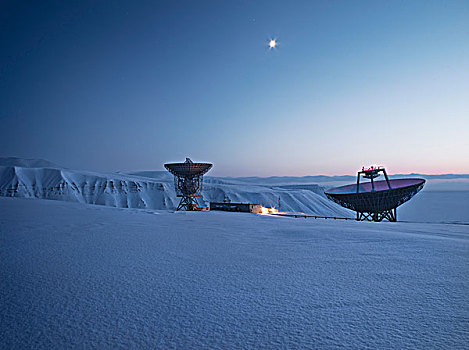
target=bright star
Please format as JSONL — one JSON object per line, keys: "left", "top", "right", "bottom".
{"left": 268, "top": 39, "right": 277, "bottom": 49}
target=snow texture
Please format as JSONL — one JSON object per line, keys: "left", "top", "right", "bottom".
{"left": 1, "top": 197, "right": 468, "bottom": 349}
{"left": 0, "top": 160, "right": 351, "bottom": 217}
{"left": 399, "top": 190, "right": 469, "bottom": 224}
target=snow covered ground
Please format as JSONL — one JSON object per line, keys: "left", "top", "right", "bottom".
{"left": 399, "top": 190, "right": 469, "bottom": 224}
{"left": 1, "top": 197, "right": 468, "bottom": 349}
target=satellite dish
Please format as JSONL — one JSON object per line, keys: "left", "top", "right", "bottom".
{"left": 164, "top": 158, "right": 212, "bottom": 211}
{"left": 325, "top": 167, "right": 425, "bottom": 222}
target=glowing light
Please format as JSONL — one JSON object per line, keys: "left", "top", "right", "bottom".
{"left": 260, "top": 206, "right": 279, "bottom": 215}
{"left": 268, "top": 39, "right": 277, "bottom": 49}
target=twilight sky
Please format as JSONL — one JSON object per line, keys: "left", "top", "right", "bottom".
{"left": 1, "top": 1, "right": 468, "bottom": 176}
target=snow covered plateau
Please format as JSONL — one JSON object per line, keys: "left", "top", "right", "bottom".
{"left": 1, "top": 158, "right": 469, "bottom": 348}
{"left": 0, "top": 157, "right": 350, "bottom": 217}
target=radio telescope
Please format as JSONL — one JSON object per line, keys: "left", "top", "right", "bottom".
{"left": 325, "top": 166, "right": 425, "bottom": 222}
{"left": 164, "top": 158, "right": 212, "bottom": 211}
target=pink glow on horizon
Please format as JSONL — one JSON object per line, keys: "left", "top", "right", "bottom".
{"left": 210, "top": 165, "right": 469, "bottom": 178}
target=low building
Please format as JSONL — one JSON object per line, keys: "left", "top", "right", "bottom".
{"left": 210, "top": 202, "right": 263, "bottom": 214}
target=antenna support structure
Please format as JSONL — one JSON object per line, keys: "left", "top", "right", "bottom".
{"left": 164, "top": 158, "right": 213, "bottom": 211}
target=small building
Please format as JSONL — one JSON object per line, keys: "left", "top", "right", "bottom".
{"left": 210, "top": 202, "right": 263, "bottom": 214}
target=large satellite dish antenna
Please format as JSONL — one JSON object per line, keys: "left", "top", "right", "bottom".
{"left": 164, "top": 158, "right": 213, "bottom": 211}
{"left": 325, "top": 166, "right": 425, "bottom": 222}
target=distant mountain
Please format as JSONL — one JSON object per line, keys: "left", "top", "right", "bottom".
{"left": 0, "top": 157, "right": 59, "bottom": 168}
{"left": 212, "top": 173, "right": 469, "bottom": 191}
{"left": 218, "top": 175, "right": 356, "bottom": 185}
{"left": 2, "top": 158, "right": 468, "bottom": 213}
{"left": 0, "top": 158, "right": 351, "bottom": 216}
{"left": 220, "top": 173, "right": 469, "bottom": 184}
{"left": 123, "top": 170, "right": 172, "bottom": 181}
{"left": 394, "top": 173, "right": 469, "bottom": 180}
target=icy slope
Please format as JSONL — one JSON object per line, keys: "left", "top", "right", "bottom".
{"left": 0, "top": 165, "right": 177, "bottom": 210}
{"left": 201, "top": 181, "right": 347, "bottom": 216}
{"left": 126, "top": 171, "right": 347, "bottom": 215}
{"left": 0, "top": 158, "right": 351, "bottom": 216}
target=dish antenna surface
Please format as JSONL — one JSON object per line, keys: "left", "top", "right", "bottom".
{"left": 325, "top": 166, "right": 425, "bottom": 222}
{"left": 164, "top": 158, "right": 213, "bottom": 211}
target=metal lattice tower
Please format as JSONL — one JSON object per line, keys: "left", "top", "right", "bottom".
{"left": 164, "top": 158, "right": 212, "bottom": 211}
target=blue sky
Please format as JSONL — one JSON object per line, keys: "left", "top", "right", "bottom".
{"left": 1, "top": 0, "right": 468, "bottom": 176}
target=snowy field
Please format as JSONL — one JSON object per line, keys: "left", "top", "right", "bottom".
{"left": 1, "top": 197, "right": 468, "bottom": 349}
{"left": 399, "top": 190, "right": 469, "bottom": 224}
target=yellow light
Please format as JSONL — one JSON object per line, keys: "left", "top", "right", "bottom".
{"left": 269, "top": 39, "right": 277, "bottom": 49}
{"left": 260, "top": 206, "right": 279, "bottom": 215}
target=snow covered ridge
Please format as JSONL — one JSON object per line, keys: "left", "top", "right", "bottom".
{"left": 0, "top": 165, "right": 177, "bottom": 210}
{"left": 0, "top": 158, "right": 350, "bottom": 216}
